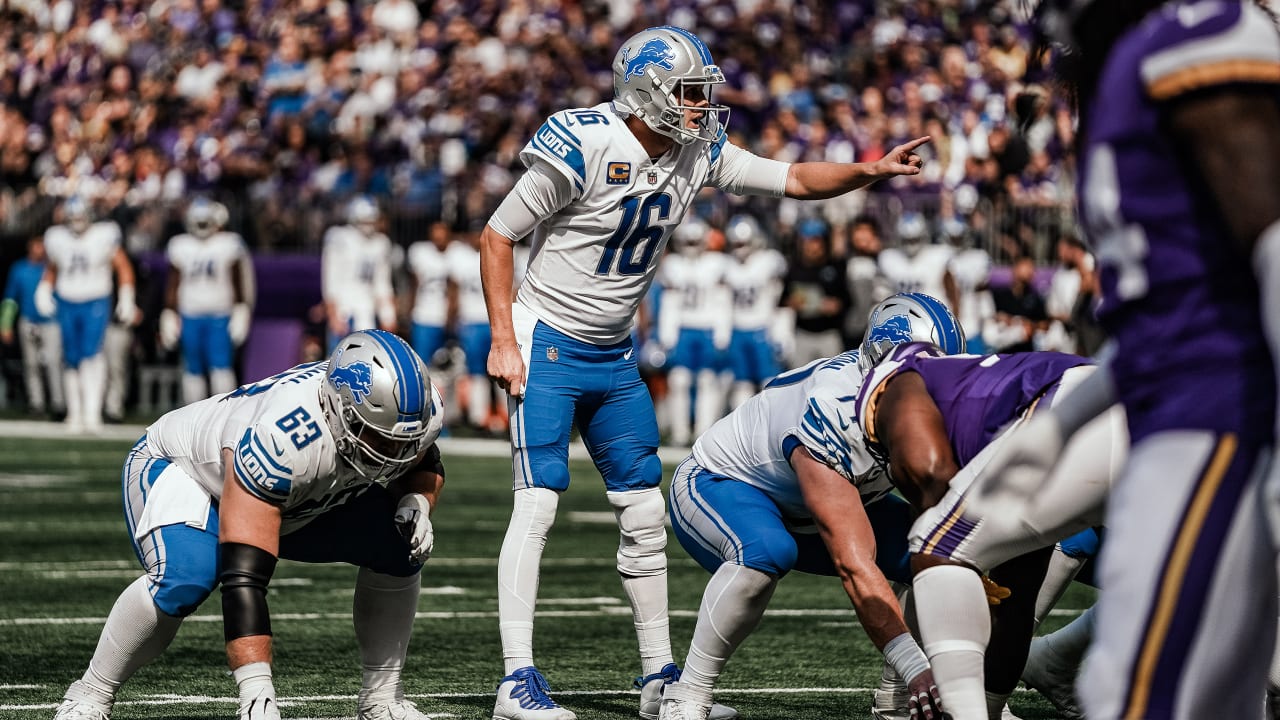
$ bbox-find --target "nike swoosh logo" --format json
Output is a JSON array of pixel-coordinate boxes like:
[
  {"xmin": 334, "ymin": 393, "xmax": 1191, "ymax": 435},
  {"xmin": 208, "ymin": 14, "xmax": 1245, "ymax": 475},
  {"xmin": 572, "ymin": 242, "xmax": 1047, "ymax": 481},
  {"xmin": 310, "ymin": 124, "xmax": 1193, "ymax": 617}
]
[
  {"xmin": 624, "ymin": 348, "xmax": 634, "ymax": 360},
  {"xmin": 270, "ymin": 436, "xmax": 286, "ymax": 456}
]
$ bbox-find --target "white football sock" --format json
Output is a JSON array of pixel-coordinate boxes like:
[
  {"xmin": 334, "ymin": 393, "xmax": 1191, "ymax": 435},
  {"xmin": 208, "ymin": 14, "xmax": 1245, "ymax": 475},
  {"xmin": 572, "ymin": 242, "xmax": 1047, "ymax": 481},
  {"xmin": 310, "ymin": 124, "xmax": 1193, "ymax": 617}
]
[
  {"xmin": 728, "ymin": 381, "xmax": 755, "ymax": 411},
  {"xmin": 209, "ymin": 368, "xmax": 237, "ymax": 397},
  {"xmin": 693, "ymin": 369, "xmax": 725, "ymax": 438},
  {"xmin": 1039, "ymin": 605, "xmax": 1095, "ymax": 670},
  {"xmin": 63, "ymin": 368, "xmax": 82, "ymax": 428},
  {"xmin": 354, "ymin": 569, "xmax": 421, "ymax": 701},
  {"xmin": 681, "ymin": 564, "xmax": 777, "ymax": 702},
  {"xmin": 666, "ymin": 367, "xmax": 692, "ymax": 446},
  {"xmin": 1034, "ymin": 546, "xmax": 1086, "ymax": 626},
  {"xmin": 468, "ymin": 374, "xmax": 491, "ymax": 427},
  {"xmin": 914, "ymin": 565, "xmax": 990, "ymax": 720},
  {"xmin": 68, "ymin": 575, "xmax": 183, "ymax": 706},
  {"xmin": 183, "ymin": 372, "xmax": 209, "ymax": 405},
  {"xmin": 80, "ymin": 354, "xmax": 106, "ymax": 428},
  {"xmin": 498, "ymin": 487, "xmax": 559, "ymax": 674},
  {"xmin": 609, "ymin": 488, "xmax": 673, "ymax": 676}
]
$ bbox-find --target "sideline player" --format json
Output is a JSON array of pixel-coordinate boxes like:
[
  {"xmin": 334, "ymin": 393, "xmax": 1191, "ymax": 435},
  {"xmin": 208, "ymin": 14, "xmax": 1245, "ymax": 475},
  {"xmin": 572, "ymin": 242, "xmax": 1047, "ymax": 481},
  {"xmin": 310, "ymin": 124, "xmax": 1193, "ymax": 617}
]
[
  {"xmin": 480, "ymin": 25, "xmax": 932, "ymax": 720},
  {"xmin": 53, "ymin": 329, "xmax": 445, "ymax": 720},
  {"xmin": 36, "ymin": 196, "xmax": 135, "ymax": 434},
  {"xmin": 659, "ymin": 293, "xmax": 964, "ymax": 720},
  {"xmin": 977, "ymin": 1, "xmax": 1280, "ymax": 716},
  {"xmin": 721, "ymin": 214, "xmax": 789, "ymax": 409},
  {"xmin": 323, "ymin": 196, "xmax": 397, "ymax": 349},
  {"xmin": 161, "ymin": 198, "xmax": 253, "ymax": 403}
]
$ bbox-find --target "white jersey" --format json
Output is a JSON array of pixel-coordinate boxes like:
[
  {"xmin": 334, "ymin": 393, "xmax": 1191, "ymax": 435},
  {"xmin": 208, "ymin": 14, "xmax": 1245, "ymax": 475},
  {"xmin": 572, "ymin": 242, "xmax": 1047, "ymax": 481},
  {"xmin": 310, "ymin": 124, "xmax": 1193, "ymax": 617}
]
[
  {"xmin": 725, "ymin": 248, "xmax": 787, "ymax": 331},
  {"xmin": 692, "ymin": 351, "xmax": 892, "ymax": 520},
  {"xmin": 947, "ymin": 247, "xmax": 993, "ymax": 338},
  {"xmin": 145, "ymin": 361, "xmax": 444, "ymax": 535},
  {"xmin": 167, "ymin": 231, "xmax": 247, "ymax": 316},
  {"xmin": 407, "ymin": 241, "xmax": 450, "ymax": 326},
  {"xmin": 507, "ymin": 101, "xmax": 788, "ymax": 344},
  {"xmin": 447, "ymin": 242, "xmax": 488, "ymax": 325},
  {"xmin": 44, "ymin": 221, "xmax": 121, "ymax": 302},
  {"xmin": 657, "ymin": 250, "xmax": 731, "ymax": 332},
  {"xmin": 322, "ymin": 225, "xmax": 395, "ymax": 330},
  {"xmin": 879, "ymin": 245, "xmax": 955, "ymax": 307}
]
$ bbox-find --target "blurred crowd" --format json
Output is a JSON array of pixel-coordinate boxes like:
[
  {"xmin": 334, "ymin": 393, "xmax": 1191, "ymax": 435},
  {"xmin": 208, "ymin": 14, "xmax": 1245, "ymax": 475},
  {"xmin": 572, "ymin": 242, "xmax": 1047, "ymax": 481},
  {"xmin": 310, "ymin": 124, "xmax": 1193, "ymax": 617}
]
[
  {"xmin": 0, "ymin": 0, "xmax": 1091, "ymax": 432},
  {"xmin": 0, "ymin": 0, "xmax": 1075, "ymax": 256}
]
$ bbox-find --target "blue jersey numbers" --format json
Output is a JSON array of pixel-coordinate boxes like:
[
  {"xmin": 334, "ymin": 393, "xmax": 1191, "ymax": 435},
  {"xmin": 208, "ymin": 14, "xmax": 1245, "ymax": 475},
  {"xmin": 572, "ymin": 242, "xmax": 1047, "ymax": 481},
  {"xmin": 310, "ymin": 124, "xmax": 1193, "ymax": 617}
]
[
  {"xmin": 597, "ymin": 193, "xmax": 672, "ymax": 277},
  {"xmin": 276, "ymin": 406, "xmax": 323, "ymax": 449}
]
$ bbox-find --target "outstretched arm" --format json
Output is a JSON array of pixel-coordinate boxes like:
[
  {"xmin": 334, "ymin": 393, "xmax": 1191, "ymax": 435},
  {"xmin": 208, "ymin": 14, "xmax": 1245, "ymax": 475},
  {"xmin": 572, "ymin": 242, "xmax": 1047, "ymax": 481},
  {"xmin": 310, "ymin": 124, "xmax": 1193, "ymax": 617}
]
[{"xmin": 784, "ymin": 137, "xmax": 930, "ymax": 199}]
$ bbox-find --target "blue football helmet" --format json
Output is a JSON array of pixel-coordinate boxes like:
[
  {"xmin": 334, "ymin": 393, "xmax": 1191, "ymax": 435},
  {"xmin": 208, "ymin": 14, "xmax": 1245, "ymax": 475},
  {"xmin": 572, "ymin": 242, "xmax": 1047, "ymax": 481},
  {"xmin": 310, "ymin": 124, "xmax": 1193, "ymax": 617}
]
[
  {"xmin": 184, "ymin": 197, "xmax": 228, "ymax": 238},
  {"xmin": 859, "ymin": 292, "xmax": 966, "ymax": 371},
  {"xmin": 320, "ymin": 330, "xmax": 438, "ymax": 480},
  {"xmin": 63, "ymin": 195, "xmax": 92, "ymax": 233},
  {"xmin": 346, "ymin": 195, "xmax": 381, "ymax": 235},
  {"xmin": 612, "ymin": 26, "xmax": 729, "ymax": 145}
]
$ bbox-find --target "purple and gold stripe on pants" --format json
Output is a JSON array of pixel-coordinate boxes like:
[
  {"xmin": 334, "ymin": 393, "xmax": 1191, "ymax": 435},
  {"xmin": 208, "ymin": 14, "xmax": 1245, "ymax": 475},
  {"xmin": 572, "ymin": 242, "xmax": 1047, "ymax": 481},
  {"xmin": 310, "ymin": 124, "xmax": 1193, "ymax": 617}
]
[{"xmin": 1122, "ymin": 433, "xmax": 1245, "ymax": 719}]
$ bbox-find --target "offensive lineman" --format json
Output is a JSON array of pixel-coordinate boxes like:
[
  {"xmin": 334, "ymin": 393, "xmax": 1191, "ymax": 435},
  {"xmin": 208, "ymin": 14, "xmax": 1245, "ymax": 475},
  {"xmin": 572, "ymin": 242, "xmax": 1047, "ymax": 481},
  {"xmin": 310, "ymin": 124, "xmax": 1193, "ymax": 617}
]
[
  {"xmin": 161, "ymin": 198, "xmax": 254, "ymax": 403},
  {"xmin": 36, "ymin": 196, "xmax": 136, "ymax": 434},
  {"xmin": 659, "ymin": 294, "xmax": 965, "ymax": 720},
  {"xmin": 480, "ymin": 25, "xmax": 931, "ymax": 720},
  {"xmin": 54, "ymin": 329, "xmax": 444, "ymax": 720}
]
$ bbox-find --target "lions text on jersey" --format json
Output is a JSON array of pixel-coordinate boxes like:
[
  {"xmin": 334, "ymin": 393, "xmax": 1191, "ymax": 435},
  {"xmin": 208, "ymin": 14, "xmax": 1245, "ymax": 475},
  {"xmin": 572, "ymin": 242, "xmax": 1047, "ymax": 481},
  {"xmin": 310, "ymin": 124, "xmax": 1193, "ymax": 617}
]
[{"xmin": 512, "ymin": 102, "xmax": 786, "ymax": 344}]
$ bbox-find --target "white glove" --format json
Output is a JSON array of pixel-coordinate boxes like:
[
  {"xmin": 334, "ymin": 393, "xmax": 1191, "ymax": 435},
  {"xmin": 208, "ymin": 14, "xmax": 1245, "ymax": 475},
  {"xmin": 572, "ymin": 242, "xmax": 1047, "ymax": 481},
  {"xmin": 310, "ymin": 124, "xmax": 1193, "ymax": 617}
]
[
  {"xmin": 394, "ymin": 493, "xmax": 434, "ymax": 563},
  {"xmin": 968, "ymin": 412, "xmax": 1066, "ymax": 520},
  {"xmin": 229, "ymin": 303, "xmax": 252, "ymax": 346},
  {"xmin": 234, "ymin": 662, "xmax": 280, "ymax": 720},
  {"xmin": 159, "ymin": 308, "xmax": 181, "ymax": 351},
  {"xmin": 34, "ymin": 281, "xmax": 55, "ymax": 318},
  {"xmin": 114, "ymin": 284, "xmax": 137, "ymax": 324}
]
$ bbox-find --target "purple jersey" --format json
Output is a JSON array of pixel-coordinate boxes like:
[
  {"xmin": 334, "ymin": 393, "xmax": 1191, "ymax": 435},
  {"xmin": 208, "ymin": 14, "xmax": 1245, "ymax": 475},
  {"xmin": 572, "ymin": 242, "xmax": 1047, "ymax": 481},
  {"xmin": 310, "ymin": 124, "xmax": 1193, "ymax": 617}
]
[
  {"xmin": 860, "ymin": 343, "xmax": 1090, "ymax": 466},
  {"xmin": 1082, "ymin": 0, "xmax": 1280, "ymax": 440}
]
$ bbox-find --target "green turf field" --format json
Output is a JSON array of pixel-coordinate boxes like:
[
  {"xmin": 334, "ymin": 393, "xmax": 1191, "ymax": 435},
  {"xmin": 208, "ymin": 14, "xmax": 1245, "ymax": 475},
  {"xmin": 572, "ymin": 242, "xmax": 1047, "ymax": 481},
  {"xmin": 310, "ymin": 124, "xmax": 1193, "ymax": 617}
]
[{"xmin": 0, "ymin": 434, "xmax": 1092, "ymax": 719}]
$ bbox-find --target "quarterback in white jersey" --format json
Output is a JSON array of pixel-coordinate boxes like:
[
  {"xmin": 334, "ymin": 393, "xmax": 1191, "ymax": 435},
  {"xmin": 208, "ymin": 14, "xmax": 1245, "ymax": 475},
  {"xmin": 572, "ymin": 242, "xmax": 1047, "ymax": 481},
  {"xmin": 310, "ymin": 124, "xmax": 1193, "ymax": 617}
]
[
  {"xmin": 721, "ymin": 214, "xmax": 788, "ymax": 408},
  {"xmin": 657, "ymin": 219, "xmax": 732, "ymax": 446},
  {"xmin": 38, "ymin": 196, "xmax": 136, "ymax": 434},
  {"xmin": 162, "ymin": 198, "xmax": 254, "ymax": 403},
  {"xmin": 323, "ymin": 196, "xmax": 396, "ymax": 348},
  {"xmin": 55, "ymin": 330, "xmax": 446, "ymax": 720},
  {"xmin": 661, "ymin": 294, "xmax": 967, "ymax": 720},
  {"xmin": 479, "ymin": 25, "xmax": 931, "ymax": 720}
]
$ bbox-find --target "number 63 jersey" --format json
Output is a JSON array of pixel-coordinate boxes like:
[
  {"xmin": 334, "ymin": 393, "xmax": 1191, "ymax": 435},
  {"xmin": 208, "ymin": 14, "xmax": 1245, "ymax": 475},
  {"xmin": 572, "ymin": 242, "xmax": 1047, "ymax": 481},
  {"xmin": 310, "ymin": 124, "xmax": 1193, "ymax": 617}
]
[
  {"xmin": 1083, "ymin": 0, "xmax": 1280, "ymax": 439},
  {"xmin": 515, "ymin": 101, "xmax": 787, "ymax": 345},
  {"xmin": 144, "ymin": 361, "xmax": 443, "ymax": 534}
]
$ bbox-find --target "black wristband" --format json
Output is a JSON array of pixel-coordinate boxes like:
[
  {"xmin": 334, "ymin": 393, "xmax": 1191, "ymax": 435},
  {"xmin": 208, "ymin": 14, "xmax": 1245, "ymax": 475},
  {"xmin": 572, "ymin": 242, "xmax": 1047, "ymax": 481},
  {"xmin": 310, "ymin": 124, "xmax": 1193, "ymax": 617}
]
[{"xmin": 219, "ymin": 541, "xmax": 277, "ymax": 643}]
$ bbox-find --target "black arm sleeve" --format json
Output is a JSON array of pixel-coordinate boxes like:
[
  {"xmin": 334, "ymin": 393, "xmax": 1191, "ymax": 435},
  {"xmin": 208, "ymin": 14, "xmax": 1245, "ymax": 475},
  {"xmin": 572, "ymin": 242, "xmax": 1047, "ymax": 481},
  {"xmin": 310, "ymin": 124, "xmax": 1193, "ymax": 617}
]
[
  {"xmin": 219, "ymin": 541, "xmax": 277, "ymax": 643},
  {"xmin": 413, "ymin": 443, "xmax": 445, "ymax": 478}
]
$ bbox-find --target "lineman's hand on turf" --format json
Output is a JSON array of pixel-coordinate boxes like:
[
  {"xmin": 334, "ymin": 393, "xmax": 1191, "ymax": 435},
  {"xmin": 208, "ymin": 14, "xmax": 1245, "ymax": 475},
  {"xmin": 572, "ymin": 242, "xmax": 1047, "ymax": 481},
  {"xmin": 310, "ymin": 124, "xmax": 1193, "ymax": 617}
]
[
  {"xmin": 907, "ymin": 669, "xmax": 944, "ymax": 720},
  {"xmin": 395, "ymin": 493, "xmax": 434, "ymax": 564}
]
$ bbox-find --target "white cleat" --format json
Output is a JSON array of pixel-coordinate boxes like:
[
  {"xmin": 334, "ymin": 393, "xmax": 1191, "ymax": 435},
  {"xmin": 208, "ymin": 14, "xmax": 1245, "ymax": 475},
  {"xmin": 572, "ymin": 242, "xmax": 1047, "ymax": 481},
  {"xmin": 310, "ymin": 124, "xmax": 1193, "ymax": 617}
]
[
  {"xmin": 492, "ymin": 666, "xmax": 577, "ymax": 720},
  {"xmin": 657, "ymin": 697, "xmax": 710, "ymax": 720},
  {"xmin": 1021, "ymin": 635, "xmax": 1084, "ymax": 720},
  {"xmin": 53, "ymin": 699, "xmax": 111, "ymax": 720},
  {"xmin": 870, "ymin": 662, "xmax": 909, "ymax": 720},
  {"xmin": 358, "ymin": 691, "xmax": 432, "ymax": 720},
  {"xmin": 636, "ymin": 664, "xmax": 736, "ymax": 720}
]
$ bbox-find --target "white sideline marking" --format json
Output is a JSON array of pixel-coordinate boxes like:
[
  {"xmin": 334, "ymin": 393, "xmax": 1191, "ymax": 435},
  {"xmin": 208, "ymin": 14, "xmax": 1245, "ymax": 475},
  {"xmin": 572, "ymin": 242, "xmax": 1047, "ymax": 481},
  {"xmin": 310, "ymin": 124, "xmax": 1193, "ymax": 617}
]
[
  {"xmin": 565, "ymin": 511, "xmax": 617, "ymax": 524},
  {"xmin": 0, "ymin": 606, "xmax": 1084, "ymax": 627},
  {"xmin": 538, "ymin": 596, "xmax": 622, "ymax": 605},
  {"xmin": 421, "ymin": 585, "xmax": 466, "ymax": 595},
  {"xmin": 0, "ymin": 684, "xmax": 43, "ymax": 689},
  {"xmin": 0, "ymin": 473, "xmax": 74, "ymax": 488}
]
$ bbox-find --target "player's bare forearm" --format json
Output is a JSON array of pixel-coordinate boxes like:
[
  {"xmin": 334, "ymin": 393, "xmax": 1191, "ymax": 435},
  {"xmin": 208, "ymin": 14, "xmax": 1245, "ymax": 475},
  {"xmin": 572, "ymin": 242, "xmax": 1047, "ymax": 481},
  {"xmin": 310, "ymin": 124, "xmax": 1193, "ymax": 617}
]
[
  {"xmin": 112, "ymin": 247, "xmax": 135, "ymax": 288},
  {"xmin": 218, "ymin": 450, "xmax": 282, "ymax": 671},
  {"xmin": 226, "ymin": 635, "xmax": 272, "ymax": 669},
  {"xmin": 793, "ymin": 447, "xmax": 908, "ymax": 649},
  {"xmin": 479, "ymin": 224, "xmax": 517, "ymax": 344},
  {"xmin": 388, "ymin": 445, "xmax": 445, "ymax": 511},
  {"xmin": 784, "ymin": 136, "xmax": 929, "ymax": 199},
  {"xmin": 164, "ymin": 264, "xmax": 181, "ymax": 309}
]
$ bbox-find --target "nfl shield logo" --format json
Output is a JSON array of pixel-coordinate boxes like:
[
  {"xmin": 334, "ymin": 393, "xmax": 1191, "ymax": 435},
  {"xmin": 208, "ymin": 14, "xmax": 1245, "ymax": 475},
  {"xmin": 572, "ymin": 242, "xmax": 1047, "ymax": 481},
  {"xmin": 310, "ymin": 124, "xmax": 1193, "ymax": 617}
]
[
  {"xmin": 646, "ymin": 170, "xmax": 658, "ymax": 185},
  {"xmin": 546, "ymin": 347, "xmax": 559, "ymax": 362}
]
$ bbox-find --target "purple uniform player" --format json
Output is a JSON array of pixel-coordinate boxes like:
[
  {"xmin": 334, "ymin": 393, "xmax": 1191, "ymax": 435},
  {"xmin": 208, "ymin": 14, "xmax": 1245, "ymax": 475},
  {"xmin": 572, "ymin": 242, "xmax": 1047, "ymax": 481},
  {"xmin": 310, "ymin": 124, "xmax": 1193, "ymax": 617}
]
[
  {"xmin": 855, "ymin": 342, "xmax": 1127, "ymax": 718},
  {"xmin": 978, "ymin": 1, "xmax": 1280, "ymax": 718}
]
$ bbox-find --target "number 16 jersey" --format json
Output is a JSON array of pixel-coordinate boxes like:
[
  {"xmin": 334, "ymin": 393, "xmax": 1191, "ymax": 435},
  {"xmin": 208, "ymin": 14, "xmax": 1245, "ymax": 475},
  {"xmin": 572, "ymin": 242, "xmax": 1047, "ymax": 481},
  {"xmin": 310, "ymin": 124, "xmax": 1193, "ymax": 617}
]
[{"xmin": 513, "ymin": 102, "xmax": 788, "ymax": 344}]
